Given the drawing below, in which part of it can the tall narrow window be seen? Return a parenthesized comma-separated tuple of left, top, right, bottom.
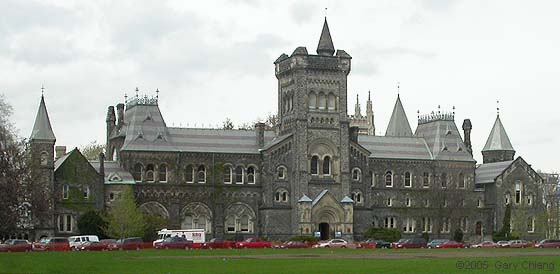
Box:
(461, 217, 469, 233)
(133, 163, 143, 182)
(318, 93, 326, 110)
(404, 172, 412, 187)
(327, 93, 336, 111)
(515, 182, 522, 204)
(423, 172, 430, 188)
(352, 168, 361, 181)
(277, 166, 287, 180)
(146, 164, 155, 182)
(405, 197, 411, 207)
(247, 166, 255, 184)
(404, 217, 415, 233)
(527, 217, 535, 232)
(62, 184, 69, 200)
(224, 166, 232, 184)
(370, 171, 375, 187)
(185, 165, 194, 183)
(158, 164, 167, 182)
(422, 217, 433, 233)
(323, 156, 331, 176)
(240, 216, 250, 232)
(527, 195, 533, 206)
(40, 152, 48, 166)
(65, 215, 72, 232)
(309, 92, 317, 110)
(310, 156, 319, 175)
(458, 173, 465, 188)
(385, 171, 393, 187)
(225, 216, 235, 232)
(235, 166, 244, 184)
(441, 173, 447, 188)
(83, 186, 89, 199)
(441, 217, 450, 233)
(197, 165, 206, 183)
(384, 217, 396, 229)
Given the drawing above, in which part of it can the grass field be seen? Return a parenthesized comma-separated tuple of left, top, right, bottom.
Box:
(1, 248, 559, 274)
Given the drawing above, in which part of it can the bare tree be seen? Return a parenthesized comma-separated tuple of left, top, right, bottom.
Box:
(80, 141, 105, 160)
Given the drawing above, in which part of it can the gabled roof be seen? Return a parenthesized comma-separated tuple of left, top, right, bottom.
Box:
(312, 190, 329, 207)
(89, 160, 136, 185)
(316, 18, 335, 56)
(298, 195, 312, 203)
(341, 196, 354, 203)
(482, 115, 515, 152)
(30, 96, 56, 142)
(54, 151, 72, 171)
(385, 96, 413, 137)
(475, 160, 514, 184)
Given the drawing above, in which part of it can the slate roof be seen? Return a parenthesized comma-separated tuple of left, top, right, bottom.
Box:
(312, 190, 329, 206)
(30, 96, 56, 141)
(316, 18, 335, 56)
(415, 119, 475, 162)
(483, 115, 515, 152)
(298, 195, 312, 203)
(54, 151, 72, 171)
(90, 160, 136, 185)
(475, 160, 514, 184)
(358, 135, 432, 160)
(341, 196, 354, 203)
(385, 96, 413, 137)
(262, 133, 292, 150)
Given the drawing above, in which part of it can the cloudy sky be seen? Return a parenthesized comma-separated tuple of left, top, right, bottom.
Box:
(1, 0, 558, 172)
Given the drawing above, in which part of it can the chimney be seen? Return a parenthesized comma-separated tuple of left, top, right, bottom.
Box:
(116, 103, 125, 129)
(55, 146, 66, 160)
(349, 126, 360, 142)
(99, 152, 105, 179)
(255, 122, 266, 149)
(462, 119, 472, 155)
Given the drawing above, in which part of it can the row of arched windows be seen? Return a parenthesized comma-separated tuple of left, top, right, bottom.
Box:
(133, 163, 168, 182)
(134, 164, 260, 184)
(310, 155, 331, 176)
(373, 216, 474, 234)
(378, 171, 468, 189)
(308, 91, 337, 111)
(224, 165, 257, 184)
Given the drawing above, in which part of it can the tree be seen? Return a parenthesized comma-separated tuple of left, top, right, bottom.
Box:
(105, 187, 145, 240)
(501, 204, 512, 238)
(453, 228, 464, 242)
(77, 210, 107, 238)
(222, 118, 234, 130)
(364, 227, 401, 242)
(80, 141, 105, 160)
(142, 214, 167, 242)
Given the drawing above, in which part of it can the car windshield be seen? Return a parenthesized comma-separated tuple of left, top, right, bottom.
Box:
(40, 238, 50, 243)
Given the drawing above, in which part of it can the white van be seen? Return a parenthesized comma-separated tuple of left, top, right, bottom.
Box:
(152, 229, 205, 247)
(68, 235, 100, 250)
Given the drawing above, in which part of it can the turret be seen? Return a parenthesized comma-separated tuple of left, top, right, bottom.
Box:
(482, 114, 515, 163)
(316, 18, 335, 56)
(462, 119, 472, 155)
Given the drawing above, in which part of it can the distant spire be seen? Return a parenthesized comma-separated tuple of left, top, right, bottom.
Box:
(30, 94, 56, 142)
(317, 17, 335, 56)
(482, 114, 514, 152)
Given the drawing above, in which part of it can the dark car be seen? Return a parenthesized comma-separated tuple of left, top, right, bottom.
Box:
(202, 238, 235, 249)
(79, 239, 116, 251)
(33, 237, 71, 252)
(276, 241, 309, 249)
(155, 236, 194, 250)
(0, 239, 32, 252)
(535, 239, 560, 248)
(109, 237, 144, 251)
(360, 239, 391, 249)
(393, 238, 427, 249)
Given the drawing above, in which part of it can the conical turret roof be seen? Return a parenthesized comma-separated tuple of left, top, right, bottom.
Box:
(317, 18, 335, 56)
(30, 95, 56, 142)
(385, 96, 413, 137)
(482, 115, 514, 152)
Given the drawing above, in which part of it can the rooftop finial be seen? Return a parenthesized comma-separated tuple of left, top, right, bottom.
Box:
(324, 7, 328, 17)
(497, 100, 500, 116)
(156, 88, 160, 99)
(368, 90, 371, 101)
(135, 87, 139, 98)
(124, 93, 128, 103)
(438, 105, 441, 114)
(453, 105, 456, 115)
(41, 84, 45, 96)
(356, 94, 359, 104)
(397, 82, 400, 97)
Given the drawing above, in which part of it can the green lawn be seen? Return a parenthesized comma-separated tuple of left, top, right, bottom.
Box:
(0, 248, 558, 274)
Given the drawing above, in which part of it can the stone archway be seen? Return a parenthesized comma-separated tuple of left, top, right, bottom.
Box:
(139, 201, 170, 219)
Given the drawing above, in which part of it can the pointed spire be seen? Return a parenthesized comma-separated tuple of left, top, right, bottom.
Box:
(385, 96, 413, 137)
(317, 17, 335, 56)
(482, 115, 514, 152)
(30, 93, 56, 142)
(354, 94, 362, 118)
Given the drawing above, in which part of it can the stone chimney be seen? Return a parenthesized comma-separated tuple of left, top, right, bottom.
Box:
(255, 122, 266, 149)
(349, 126, 360, 143)
(462, 119, 472, 155)
(55, 146, 66, 160)
(99, 152, 105, 179)
(116, 103, 125, 129)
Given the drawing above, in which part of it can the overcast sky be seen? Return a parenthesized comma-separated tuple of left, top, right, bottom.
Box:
(1, 0, 558, 172)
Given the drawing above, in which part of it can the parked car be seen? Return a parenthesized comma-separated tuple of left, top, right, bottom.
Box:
(509, 240, 530, 248)
(79, 239, 116, 251)
(108, 237, 144, 251)
(497, 241, 511, 248)
(33, 237, 70, 252)
(0, 239, 32, 252)
(235, 238, 272, 249)
(69, 235, 100, 250)
(393, 238, 427, 249)
(437, 240, 467, 248)
(276, 241, 309, 249)
(427, 239, 449, 249)
(201, 238, 235, 250)
(359, 239, 391, 249)
(314, 239, 348, 248)
(155, 236, 194, 250)
(535, 239, 560, 248)
(471, 241, 498, 248)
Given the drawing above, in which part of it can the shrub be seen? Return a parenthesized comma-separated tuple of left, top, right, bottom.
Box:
(453, 229, 464, 242)
(363, 228, 401, 242)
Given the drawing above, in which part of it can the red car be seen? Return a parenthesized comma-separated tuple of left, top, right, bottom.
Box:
(436, 241, 467, 248)
(79, 239, 116, 251)
(235, 238, 272, 249)
(509, 240, 530, 248)
(202, 238, 235, 249)
(393, 238, 427, 249)
(471, 241, 498, 248)
(155, 237, 194, 250)
(0, 239, 32, 252)
(535, 239, 560, 248)
(33, 237, 71, 252)
(108, 237, 144, 251)
(276, 241, 309, 249)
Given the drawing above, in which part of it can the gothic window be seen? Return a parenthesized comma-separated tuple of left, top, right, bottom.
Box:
(282, 192, 288, 202)
(352, 168, 361, 181)
(146, 164, 155, 182)
(197, 165, 206, 183)
(185, 165, 194, 183)
(310, 156, 319, 175)
(62, 184, 69, 200)
(460, 217, 469, 233)
(309, 92, 317, 110)
(275, 192, 281, 202)
(235, 166, 244, 184)
(225, 216, 235, 232)
(40, 152, 48, 166)
(240, 215, 251, 232)
(351, 191, 362, 204)
(404, 172, 412, 187)
(58, 214, 73, 232)
(112, 148, 117, 161)
(441, 217, 451, 233)
(370, 171, 375, 187)
(133, 163, 143, 182)
(327, 93, 336, 111)
(275, 189, 289, 202)
(247, 166, 255, 184)
(422, 217, 433, 233)
(527, 217, 535, 232)
(384, 217, 396, 229)
(277, 166, 287, 180)
(318, 92, 326, 110)
(458, 173, 465, 189)
(515, 182, 522, 204)
(182, 216, 193, 229)
(441, 173, 447, 188)
(224, 166, 232, 184)
(159, 164, 167, 182)
(322, 156, 331, 176)
(385, 171, 393, 187)
(423, 172, 430, 188)
(403, 217, 415, 233)
(83, 186, 89, 199)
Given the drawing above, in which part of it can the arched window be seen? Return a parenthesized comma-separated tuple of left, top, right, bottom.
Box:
(441, 173, 447, 188)
(458, 173, 465, 188)
(309, 92, 317, 110)
(197, 165, 206, 183)
(322, 156, 331, 176)
(195, 216, 208, 231)
(40, 152, 48, 166)
(182, 215, 193, 229)
(277, 166, 287, 180)
(62, 184, 69, 200)
(133, 163, 143, 182)
(145, 164, 155, 182)
(275, 192, 281, 202)
(247, 166, 255, 184)
(385, 171, 393, 187)
(351, 191, 362, 204)
(159, 164, 167, 182)
(310, 156, 319, 175)
(352, 168, 361, 181)
(282, 192, 288, 202)
(384, 217, 396, 229)
(112, 148, 118, 161)
(515, 182, 522, 204)
(225, 216, 236, 232)
(423, 172, 430, 187)
(327, 93, 336, 111)
(185, 165, 194, 183)
(318, 93, 326, 110)
(240, 215, 251, 232)
(235, 166, 244, 184)
(275, 189, 289, 203)
(224, 166, 232, 184)
(505, 193, 511, 205)
(404, 172, 412, 187)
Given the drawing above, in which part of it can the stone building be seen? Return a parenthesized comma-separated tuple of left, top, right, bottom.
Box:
(27, 18, 546, 242)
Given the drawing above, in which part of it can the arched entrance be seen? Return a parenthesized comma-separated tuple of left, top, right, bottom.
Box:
(319, 223, 330, 240)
